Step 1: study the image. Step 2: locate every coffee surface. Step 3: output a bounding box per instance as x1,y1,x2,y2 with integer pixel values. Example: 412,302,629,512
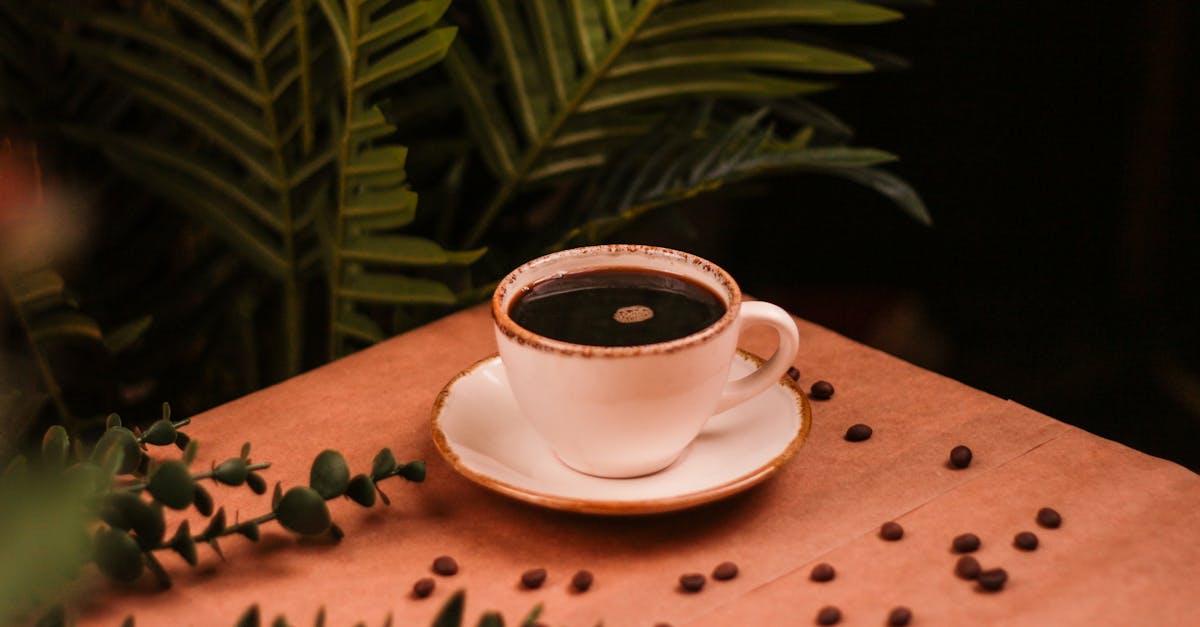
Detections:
509,269,725,347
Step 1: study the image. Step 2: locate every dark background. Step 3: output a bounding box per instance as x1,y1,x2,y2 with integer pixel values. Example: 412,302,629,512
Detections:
629,0,1200,470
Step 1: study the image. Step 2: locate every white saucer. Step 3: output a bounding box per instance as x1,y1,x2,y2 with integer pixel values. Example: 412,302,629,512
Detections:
431,350,811,515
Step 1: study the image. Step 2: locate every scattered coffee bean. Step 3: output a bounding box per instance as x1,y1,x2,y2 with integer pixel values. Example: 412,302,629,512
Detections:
787,366,801,382
412,577,435,599
978,568,1008,591
432,555,458,576
571,570,594,592
1037,507,1062,529
712,561,739,581
844,424,873,442
810,380,835,400
679,573,706,593
1014,531,1039,551
955,555,982,580
520,568,547,589
887,606,913,626
952,533,981,553
816,606,842,625
880,521,904,541
810,562,836,582
949,445,973,468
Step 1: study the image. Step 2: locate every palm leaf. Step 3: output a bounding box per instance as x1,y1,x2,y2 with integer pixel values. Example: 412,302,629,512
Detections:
440,0,914,248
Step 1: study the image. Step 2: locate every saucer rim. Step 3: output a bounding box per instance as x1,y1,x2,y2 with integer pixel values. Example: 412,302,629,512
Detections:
431,350,811,515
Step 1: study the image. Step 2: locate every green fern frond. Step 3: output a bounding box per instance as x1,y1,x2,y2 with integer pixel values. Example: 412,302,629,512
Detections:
63,0,480,365
438,0,913,248
318,0,478,357
551,101,928,249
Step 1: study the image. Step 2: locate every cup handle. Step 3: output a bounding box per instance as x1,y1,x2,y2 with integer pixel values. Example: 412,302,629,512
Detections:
714,301,800,414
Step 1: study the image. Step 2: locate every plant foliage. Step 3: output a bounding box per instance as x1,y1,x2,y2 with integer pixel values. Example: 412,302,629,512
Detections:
429,0,928,251
0,403,424,623
62,0,482,365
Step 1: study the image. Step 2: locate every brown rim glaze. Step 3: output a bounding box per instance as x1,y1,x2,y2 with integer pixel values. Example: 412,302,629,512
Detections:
492,244,742,356
430,351,811,515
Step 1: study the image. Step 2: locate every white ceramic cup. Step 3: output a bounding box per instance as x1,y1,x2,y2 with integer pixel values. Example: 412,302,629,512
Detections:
493,245,800,478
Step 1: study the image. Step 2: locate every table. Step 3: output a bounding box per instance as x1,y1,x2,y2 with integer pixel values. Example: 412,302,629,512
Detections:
80,305,1200,626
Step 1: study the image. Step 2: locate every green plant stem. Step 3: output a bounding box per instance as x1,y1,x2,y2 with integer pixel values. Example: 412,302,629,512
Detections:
120,462,272,493
150,511,277,555
461,0,663,249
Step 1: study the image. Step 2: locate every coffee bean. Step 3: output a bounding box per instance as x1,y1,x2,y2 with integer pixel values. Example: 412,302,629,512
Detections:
571,570,593,592
810,380,835,400
712,561,738,581
1014,531,1039,551
949,445,973,468
1037,507,1062,529
816,606,842,625
952,533,981,553
978,568,1008,591
880,521,904,541
887,606,913,626
955,555,982,580
787,366,801,382
679,573,706,592
810,562,836,582
520,568,547,589
412,577,435,598
432,555,458,576
844,424,873,442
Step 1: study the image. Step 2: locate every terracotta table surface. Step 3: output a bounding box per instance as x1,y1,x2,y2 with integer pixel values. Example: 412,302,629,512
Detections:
80,304,1200,626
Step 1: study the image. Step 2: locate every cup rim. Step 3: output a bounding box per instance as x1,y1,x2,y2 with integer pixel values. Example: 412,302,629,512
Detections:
492,244,741,356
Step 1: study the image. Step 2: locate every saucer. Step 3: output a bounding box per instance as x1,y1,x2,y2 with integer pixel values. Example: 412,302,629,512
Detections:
431,350,811,515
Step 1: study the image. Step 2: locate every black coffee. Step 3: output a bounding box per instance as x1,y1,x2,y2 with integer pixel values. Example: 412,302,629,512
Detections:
508,268,725,347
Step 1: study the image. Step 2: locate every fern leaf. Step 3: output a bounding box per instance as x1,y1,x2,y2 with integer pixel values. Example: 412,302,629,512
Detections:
322,1,479,356
445,0,899,248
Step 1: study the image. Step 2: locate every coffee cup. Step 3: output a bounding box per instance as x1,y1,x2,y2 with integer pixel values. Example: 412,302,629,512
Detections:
493,244,799,478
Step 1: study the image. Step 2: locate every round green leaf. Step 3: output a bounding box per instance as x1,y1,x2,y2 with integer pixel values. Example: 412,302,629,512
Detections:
371,448,396,479
147,460,196,510
101,493,165,550
143,420,177,446
246,471,267,494
193,483,214,516
93,427,141,475
94,528,144,583
309,450,350,499
170,521,197,566
214,457,248,486
399,461,426,483
41,425,70,468
346,474,376,507
275,487,331,536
